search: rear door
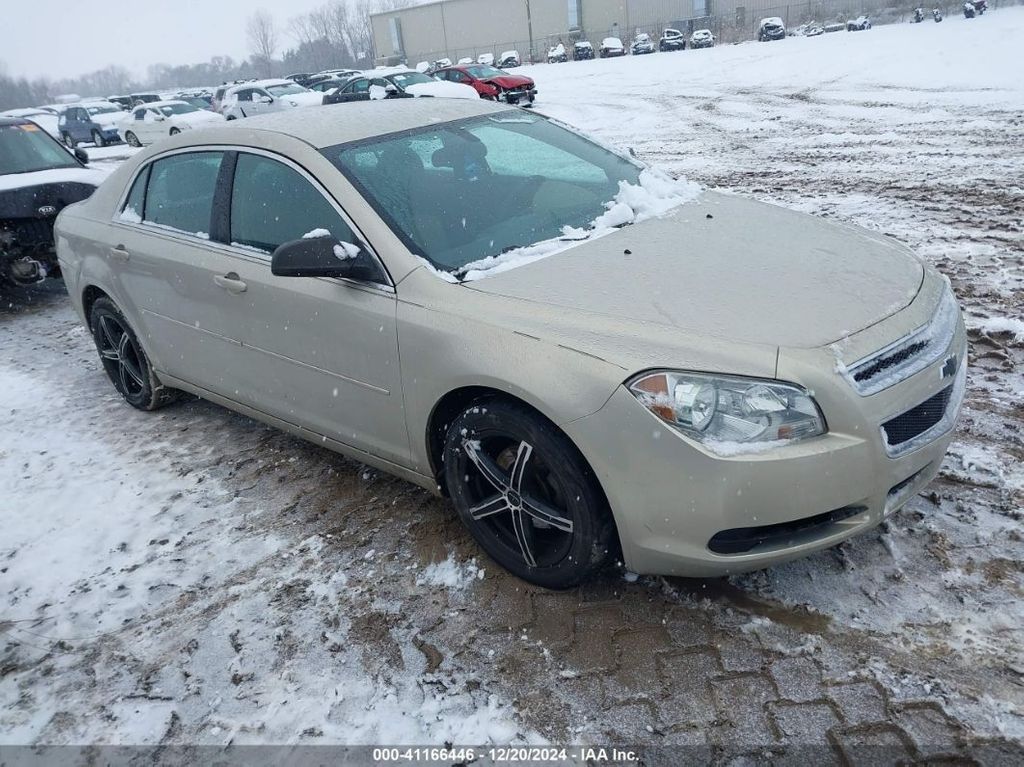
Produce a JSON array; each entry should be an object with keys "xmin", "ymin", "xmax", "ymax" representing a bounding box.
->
[
  {"xmin": 108, "ymin": 150, "xmax": 253, "ymax": 396},
  {"xmin": 209, "ymin": 150, "xmax": 408, "ymax": 464}
]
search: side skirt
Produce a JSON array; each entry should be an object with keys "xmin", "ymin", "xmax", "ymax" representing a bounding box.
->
[{"xmin": 157, "ymin": 371, "xmax": 440, "ymax": 495}]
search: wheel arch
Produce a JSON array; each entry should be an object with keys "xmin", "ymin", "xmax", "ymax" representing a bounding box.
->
[
  {"xmin": 426, "ymin": 386, "xmax": 609, "ymax": 506},
  {"xmin": 427, "ymin": 385, "xmax": 623, "ymax": 565},
  {"xmin": 81, "ymin": 284, "xmax": 111, "ymax": 322}
]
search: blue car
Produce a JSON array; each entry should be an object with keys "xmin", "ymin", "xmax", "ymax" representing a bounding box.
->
[{"xmin": 57, "ymin": 102, "xmax": 125, "ymax": 147}]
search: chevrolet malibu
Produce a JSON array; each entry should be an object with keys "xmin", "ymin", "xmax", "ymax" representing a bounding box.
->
[{"xmin": 55, "ymin": 100, "xmax": 966, "ymax": 589}]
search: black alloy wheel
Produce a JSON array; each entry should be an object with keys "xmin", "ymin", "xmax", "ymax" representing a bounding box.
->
[
  {"xmin": 89, "ymin": 297, "xmax": 177, "ymax": 411},
  {"xmin": 444, "ymin": 400, "xmax": 616, "ymax": 589}
]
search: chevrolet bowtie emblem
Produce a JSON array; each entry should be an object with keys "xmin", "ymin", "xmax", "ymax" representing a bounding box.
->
[{"xmin": 940, "ymin": 355, "xmax": 958, "ymax": 380}]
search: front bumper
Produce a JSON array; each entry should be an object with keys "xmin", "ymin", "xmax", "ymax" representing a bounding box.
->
[{"xmin": 563, "ymin": 299, "xmax": 967, "ymax": 577}]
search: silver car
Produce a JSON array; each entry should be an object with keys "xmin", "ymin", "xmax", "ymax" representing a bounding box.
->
[{"xmin": 56, "ymin": 99, "xmax": 966, "ymax": 588}]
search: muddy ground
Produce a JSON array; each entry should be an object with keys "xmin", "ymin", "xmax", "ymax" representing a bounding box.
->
[{"xmin": 2, "ymin": 20, "xmax": 1023, "ymax": 764}]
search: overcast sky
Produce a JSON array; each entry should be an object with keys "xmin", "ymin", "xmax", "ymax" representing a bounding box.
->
[{"xmin": 4, "ymin": 0, "xmax": 326, "ymax": 81}]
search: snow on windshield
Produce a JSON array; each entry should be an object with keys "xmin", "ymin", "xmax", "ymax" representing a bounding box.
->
[{"xmin": 457, "ymin": 168, "xmax": 700, "ymax": 281}]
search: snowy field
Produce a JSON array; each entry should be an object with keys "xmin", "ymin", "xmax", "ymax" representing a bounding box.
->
[{"xmin": 2, "ymin": 9, "xmax": 1023, "ymax": 759}]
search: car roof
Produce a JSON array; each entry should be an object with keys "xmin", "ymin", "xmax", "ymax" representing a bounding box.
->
[{"xmin": 188, "ymin": 98, "xmax": 513, "ymax": 149}]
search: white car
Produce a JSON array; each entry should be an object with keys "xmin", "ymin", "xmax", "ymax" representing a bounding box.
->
[
  {"xmin": 221, "ymin": 79, "xmax": 322, "ymax": 120},
  {"xmin": 690, "ymin": 29, "xmax": 715, "ymax": 48},
  {"xmin": 498, "ymin": 50, "xmax": 521, "ymax": 67},
  {"xmin": 119, "ymin": 101, "xmax": 224, "ymax": 147},
  {"xmin": 457, "ymin": 57, "xmax": 474, "ymax": 65},
  {"xmin": 600, "ymin": 37, "xmax": 626, "ymax": 57},
  {"xmin": 477, "ymin": 53, "xmax": 495, "ymax": 65}
]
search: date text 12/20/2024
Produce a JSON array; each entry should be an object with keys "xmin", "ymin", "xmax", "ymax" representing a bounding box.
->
[{"xmin": 373, "ymin": 747, "xmax": 639, "ymax": 762}]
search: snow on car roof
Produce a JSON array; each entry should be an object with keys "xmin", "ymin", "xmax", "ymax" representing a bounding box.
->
[
  {"xmin": 188, "ymin": 98, "xmax": 512, "ymax": 149},
  {"xmin": 602, "ymin": 37, "xmax": 623, "ymax": 45}
]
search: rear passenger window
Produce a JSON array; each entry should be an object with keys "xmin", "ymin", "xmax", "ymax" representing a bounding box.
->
[
  {"xmin": 144, "ymin": 152, "xmax": 223, "ymax": 237},
  {"xmin": 230, "ymin": 153, "xmax": 356, "ymax": 253}
]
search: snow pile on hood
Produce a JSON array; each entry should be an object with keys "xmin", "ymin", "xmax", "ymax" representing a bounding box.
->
[
  {"xmin": 91, "ymin": 111, "xmax": 127, "ymax": 128},
  {"xmin": 456, "ymin": 168, "xmax": 701, "ymax": 281},
  {"xmin": 405, "ymin": 81, "xmax": 479, "ymax": 100}
]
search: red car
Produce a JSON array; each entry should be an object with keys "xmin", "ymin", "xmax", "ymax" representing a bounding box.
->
[{"xmin": 433, "ymin": 64, "xmax": 537, "ymax": 106}]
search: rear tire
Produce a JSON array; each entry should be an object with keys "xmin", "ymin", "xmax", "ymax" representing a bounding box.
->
[
  {"xmin": 443, "ymin": 399, "xmax": 617, "ymax": 589},
  {"xmin": 89, "ymin": 297, "xmax": 178, "ymax": 411}
]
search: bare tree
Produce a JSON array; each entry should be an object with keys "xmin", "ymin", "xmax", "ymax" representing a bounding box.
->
[{"xmin": 247, "ymin": 10, "xmax": 279, "ymax": 77}]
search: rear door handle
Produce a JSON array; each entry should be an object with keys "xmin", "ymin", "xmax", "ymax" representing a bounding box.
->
[
  {"xmin": 214, "ymin": 272, "xmax": 248, "ymax": 294},
  {"xmin": 110, "ymin": 245, "xmax": 130, "ymax": 262}
]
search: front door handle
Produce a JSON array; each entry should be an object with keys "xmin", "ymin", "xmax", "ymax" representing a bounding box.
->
[
  {"xmin": 214, "ymin": 272, "xmax": 248, "ymax": 294},
  {"xmin": 110, "ymin": 245, "xmax": 130, "ymax": 262}
]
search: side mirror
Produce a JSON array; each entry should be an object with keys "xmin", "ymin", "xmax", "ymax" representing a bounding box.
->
[
  {"xmin": 271, "ymin": 236, "xmax": 383, "ymax": 283},
  {"xmin": 74, "ymin": 148, "xmax": 89, "ymax": 164},
  {"xmin": 154, "ymin": 113, "xmax": 165, "ymax": 121},
  {"xmin": 257, "ymin": 95, "xmax": 273, "ymax": 104}
]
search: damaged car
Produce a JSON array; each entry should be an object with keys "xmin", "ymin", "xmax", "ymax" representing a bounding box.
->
[
  {"xmin": 56, "ymin": 100, "xmax": 966, "ymax": 589},
  {"xmin": 1, "ymin": 117, "xmax": 103, "ymax": 286}
]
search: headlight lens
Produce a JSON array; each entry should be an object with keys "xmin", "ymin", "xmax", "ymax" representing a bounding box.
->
[{"xmin": 628, "ymin": 371, "xmax": 826, "ymax": 447}]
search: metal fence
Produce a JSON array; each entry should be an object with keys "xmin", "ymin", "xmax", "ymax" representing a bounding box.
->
[{"xmin": 393, "ymin": 0, "xmax": 1019, "ymax": 65}]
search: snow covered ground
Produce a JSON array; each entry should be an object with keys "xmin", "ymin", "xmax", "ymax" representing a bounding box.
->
[{"xmin": 2, "ymin": 8, "xmax": 1022, "ymax": 757}]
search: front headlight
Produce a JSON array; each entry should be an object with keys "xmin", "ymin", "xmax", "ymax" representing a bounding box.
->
[{"xmin": 628, "ymin": 371, "xmax": 826, "ymax": 448}]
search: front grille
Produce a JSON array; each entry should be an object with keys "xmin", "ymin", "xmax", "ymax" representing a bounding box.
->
[
  {"xmin": 853, "ymin": 341, "xmax": 930, "ymax": 384},
  {"xmin": 842, "ymin": 289, "xmax": 959, "ymax": 396},
  {"xmin": 882, "ymin": 385, "xmax": 953, "ymax": 448}
]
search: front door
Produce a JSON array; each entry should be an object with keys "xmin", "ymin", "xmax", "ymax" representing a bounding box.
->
[{"xmin": 212, "ymin": 150, "xmax": 408, "ymax": 465}]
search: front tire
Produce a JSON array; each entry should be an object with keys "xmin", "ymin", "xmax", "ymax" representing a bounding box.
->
[
  {"xmin": 89, "ymin": 298, "xmax": 178, "ymax": 411},
  {"xmin": 125, "ymin": 131, "xmax": 141, "ymax": 147},
  {"xmin": 443, "ymin": 399, "xmax": 617, "ymax": 588},
  {"xmin": 169, "ymin": 127, "xmax": 180, "ymax": 136},
  {"xmin": 61, "ymin": 132, "xmax": 75, "ymax": 147},
  {"xmin": 91, "ymin": 130, "xmax": 106, "ymax": 147}
]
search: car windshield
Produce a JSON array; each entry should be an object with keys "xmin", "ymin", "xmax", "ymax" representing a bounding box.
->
[
  {"xmin": 388, "ymin": 72, "xmax": 434, "ymax": 88},
  {"xmin": 464, "ymin": 65, "xmax": 505, "ymax": 79},
  {"xmin": 0, "ymin": 123, "xmax": 77, "ymax": 174},
  {"xmin": 325, "ymin": 113, "xmax": 641, "ymax": 276},
  {"xmin": 267, "ymin": 83, "xmax": 307, "ymax": 96},
  {"xmin": 158, "ymin": 104, "xmax": 198, "ymax": 116},
  {"xmin": 87, "ymin": 105, "xmax": 121, "ymax": 115}
]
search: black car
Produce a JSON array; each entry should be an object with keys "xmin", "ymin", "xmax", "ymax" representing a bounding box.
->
[
  {"xmin": 286, "ymin": 72, "xmax": 316, "ymax": 88},
  {"xmin": 573, "ymin": 41, "xmax": 595, "ymax": 60},
  {"xmin": 659, "ymin": 28, "xmax": 687, "ymax": 51},
  {"xmin": 0, "ymin": 118, "xmax": 100, "ymax": 285},
  {"xmin": 322, "ymin": 76, "xmax": 414, "ymax": 105}
]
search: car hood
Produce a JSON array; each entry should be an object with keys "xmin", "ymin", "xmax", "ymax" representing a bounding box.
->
[
  {"xmin": 279, "ymin": 92, "xmax": 324, "ymax": 108},
  {"xmin": 482, "ymin": 75, "xmax": 534, "ymax": 89},
  {"xmin": 404, "ymin": 81, "xmax": 479, "ymax": 100},
  {"xmin": 465, "ymin": 191, "xmax": 923, "ymax": 350},
  {"xmin": 0, "ymin": 168, "xmax": 103, "ymax": 217},
  {"xmin": 173, "ymin": 111, "xmax": 224, "ymax": 125},
  {"xmin": 91, "ymin": 112, "xmax": 126, "ymax": 128}
]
